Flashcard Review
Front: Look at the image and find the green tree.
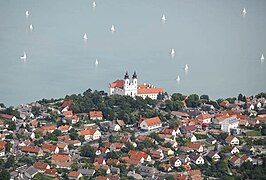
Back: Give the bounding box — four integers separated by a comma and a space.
31, 106, 41, 117
200, 94, 209, 101
238, 93, 243, 101
5, 142, 12, 153
173, 100, 184, 111
5, 155, 15, 168
171, 93, 185, 101
80, 144, 95, 160
0, 169, 10, 180
186, 94, 200, 108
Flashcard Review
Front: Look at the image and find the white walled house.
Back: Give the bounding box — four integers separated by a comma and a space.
79, 129, 101, 141
225, 136, 239, 146
109, 72, 163, 100
139, 116, 162, 131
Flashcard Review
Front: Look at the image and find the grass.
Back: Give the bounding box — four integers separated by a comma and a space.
246, 130, 262, 136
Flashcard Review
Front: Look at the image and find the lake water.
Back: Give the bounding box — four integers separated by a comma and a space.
0, 0, 266, 106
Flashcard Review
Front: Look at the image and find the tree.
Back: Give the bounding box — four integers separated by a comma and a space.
52, 129, 62, 136
31, 106, 41, 117
5, 155, 15, 168
171, 93, 185, 101
5, 142, 12, 153
5, 121, 16, 131
238, 93, 243, 101
0, 169, 10, 180
173, 100, 184, 111
80, 144, 95, 160
186, 94, 200, 108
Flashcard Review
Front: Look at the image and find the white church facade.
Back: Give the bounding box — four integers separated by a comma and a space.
109, 72, 163, 100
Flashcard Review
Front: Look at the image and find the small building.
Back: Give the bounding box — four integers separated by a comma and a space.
89, 111, 103, 120
206, 151, 220, 161
225, 136, 239, 146
79, 129, 101, 141
68, 171, 83, 180
139, 116, 162, 131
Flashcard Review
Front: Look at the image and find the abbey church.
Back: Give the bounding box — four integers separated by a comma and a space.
109, 72, 163, 100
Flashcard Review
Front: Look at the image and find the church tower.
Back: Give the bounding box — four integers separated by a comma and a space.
123, 71, 138, 97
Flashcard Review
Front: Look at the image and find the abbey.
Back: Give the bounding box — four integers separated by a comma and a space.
109, 71, 163, 100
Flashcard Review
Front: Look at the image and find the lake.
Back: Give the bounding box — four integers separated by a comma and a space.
0, 0, 265, 106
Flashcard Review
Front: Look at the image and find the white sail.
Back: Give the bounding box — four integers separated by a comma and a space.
92, 1, 96, 8
29, 24, 33, 31
185, 64, 189, 71
20, 52, 27, 60
161, 14, 166, 21
171, 48, 175, 56
95, 59, 99, 65
243, 8, 247, 15
261, 53, 264, 61
176, 75, 180, 82
111, 25, 115, 32
83, 33, 88, 40
25, 11, 29, 17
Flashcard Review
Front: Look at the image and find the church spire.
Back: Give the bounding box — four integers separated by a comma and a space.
124, 71, 129, 79
132, 71, 137, 79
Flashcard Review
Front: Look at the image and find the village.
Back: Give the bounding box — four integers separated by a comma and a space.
1, 77, 266, 179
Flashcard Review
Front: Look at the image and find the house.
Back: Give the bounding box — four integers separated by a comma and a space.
196, 113, 213, 124
109, 123, 121, 132
127, 171, 143, 180
160, 163, 172, 172
229, 146, 240, 154
206, 138, 217, 145
20, 146, 43, 156
229, 156, 241, 167
94, 157, 106, 165
206, 151, 220, 161
41, 125, 56, 133
171, 111, 190, 118
106, 159, 120, 166
53, 161, 72, 169
64, 111, 73, 118
213, 116, 239, 133
89, 111, 103, 120
72, 115, 79, 124
189, 169, 203, 180
94, 165, 111, 174
68, 171, 83, 180
0, 141, 7, 157
58, 125, 72, 133
189, 153, 204, 165
25, 166, 38, 179
0, 114, 16, 121
139, 116, 162, 131
240, 155, 253, 163
78, 169, 95, 178
33, 162, 50, 172
170, 157, 182, 167
225, 136, 239, 145
79, 129, 101, 141
162, 128, 181, 137
188, 143, 204, 153
150, 150, 164, 160
116, 119, 126, 127
178, 155, 190, 164
57, 143, 69, 152
42, 144, 59, 154
44, 169, 57, 177
128, 150, 151, 163
52, 154, 71, 163
160, 147, 174, 156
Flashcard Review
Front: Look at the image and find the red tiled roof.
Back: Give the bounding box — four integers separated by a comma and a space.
196, 113, 213, 120
80, 129, 97, 136
42, 144, 57, 152
89, 111, 103, 118
59, 125, 71, 131
21, 146, 41, 153
225, 136, 237, 142
137, 84, 163, 94
0, 141, 7, 150
110, 80, 124, 89
0, 114, 14, 120
44, 169, 57, 176
64, 111, 73, 117
61, 101, 73, 108
188, 143, 202, 149
68, 171, 81, 178
42, 125, 56, 131
33, 162, 49, 170
140, 117, 161, 126
52, 154, 70, 162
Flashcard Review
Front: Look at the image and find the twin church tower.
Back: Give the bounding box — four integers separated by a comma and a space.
109, 71, 163, 100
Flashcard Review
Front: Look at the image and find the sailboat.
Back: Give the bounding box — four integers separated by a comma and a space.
161, 14, 166, 21
171, 48, 175, 56
243, 8, 247, 15
111, 25, 115, 32
185, 64, 189, 71
176, 75, 180, 82
20, 52, 27, 60
95, 59, 99, 66
83, 33, 88, 40
92, 1, 96, 8
29, 24, 33, 31
261, 53, 264, 61
25, 11, 29, 17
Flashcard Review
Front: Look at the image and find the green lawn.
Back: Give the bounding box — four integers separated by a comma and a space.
246, 130, 262, 136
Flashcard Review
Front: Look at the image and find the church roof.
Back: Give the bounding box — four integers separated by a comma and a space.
110, 80, 124, 89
